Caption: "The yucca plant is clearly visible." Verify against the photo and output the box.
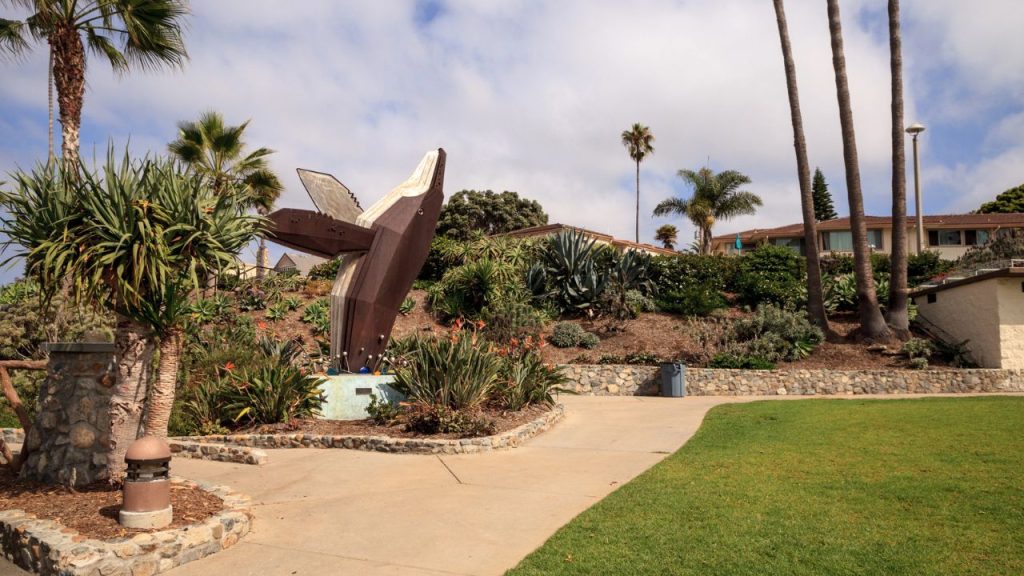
[497,351,568,411]
[224,364,324,425]
[392,333,502,412]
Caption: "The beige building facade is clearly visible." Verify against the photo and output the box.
[912,269,1024,369]
[711,213,1024,260]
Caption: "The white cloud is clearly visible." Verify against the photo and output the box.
[1,0,1021,278]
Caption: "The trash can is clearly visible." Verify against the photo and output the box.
[660,362,686,397]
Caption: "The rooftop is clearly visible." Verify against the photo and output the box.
[713,213,1024,242]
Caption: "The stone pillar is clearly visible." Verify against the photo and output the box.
[21,343,116,486]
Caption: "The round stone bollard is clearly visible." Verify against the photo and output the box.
[119,436,173,529]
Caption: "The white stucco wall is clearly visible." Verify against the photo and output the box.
[997,277,1024,369]
[915,280,1002,368]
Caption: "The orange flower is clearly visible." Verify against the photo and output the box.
[510,337,520,347]
[257,321,267,330]
[453,318,464,331]
[476,320,486,330]
[224,361,235,372]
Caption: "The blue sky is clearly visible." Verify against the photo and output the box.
[1,0,1023,283]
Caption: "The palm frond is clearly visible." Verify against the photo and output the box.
[0,18,31,57]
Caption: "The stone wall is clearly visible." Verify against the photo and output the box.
[20,343,116,486]
[561,364,1024,396]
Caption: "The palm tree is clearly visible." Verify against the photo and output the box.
[826,0,891,340]
[169,111,283,277]
[620,123,654,244]
[655,224,678,250]
[886,0,910,335]
[653,167,761,255]
[0,0,189,164]
[772,0,829,332]
[0,151,264,479]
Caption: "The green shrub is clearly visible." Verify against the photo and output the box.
[405,403,496,436]
[908,251,955,286]
[734,245,806,309]
[729,305,823,362]
[549,322,589,348]
[908,357,929,370]
[308,257,342,280]
[265,300,290,321]
[237,285,271,311]
[481,299,546,343]
[579,332,600,349]
[649,254,740,295]
[656,286,727,316]
[188,294,233,324]
[0,278,112,360]
[824,273,890,312]
[902,337,934,360]
[625,289,656,315]
[366,392,402,425]
[709,353,775,370]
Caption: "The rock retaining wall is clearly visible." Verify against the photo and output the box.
[21,344,117,486]
[174,404,565,455]
[0,478,251,576]
[561,364,1024,396]
[169,441,267,466]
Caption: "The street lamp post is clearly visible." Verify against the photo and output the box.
[906,122,926,254]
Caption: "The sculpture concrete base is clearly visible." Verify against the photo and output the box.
[317,375,405,420]
[119,506,172,529]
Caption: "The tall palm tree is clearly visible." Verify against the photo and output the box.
[826,0,891,339]
[169,111,283,277]
[0,0,189,164]
[772,0,829,332]
[653,167,762,255]
[0,151,264,478]
[620,123,654,244]
[655,224,678,250]
[886,0,910,334]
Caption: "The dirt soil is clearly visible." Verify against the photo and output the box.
[0,468,223,541]
[249,288,941,371]
[240,404,552,440]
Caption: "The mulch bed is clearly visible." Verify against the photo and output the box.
[0,467,223,541]
[239,404,553,440]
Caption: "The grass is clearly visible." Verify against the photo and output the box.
[508,397,1024,576]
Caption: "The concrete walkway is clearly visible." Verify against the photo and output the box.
[163,395,741,576]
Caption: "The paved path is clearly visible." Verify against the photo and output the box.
[164,395,740,576]
[3,393,1017,576]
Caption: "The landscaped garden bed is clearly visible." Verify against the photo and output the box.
[0,474,252,576]
[508,397,1024,575]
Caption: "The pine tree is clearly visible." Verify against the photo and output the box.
[812,168,838,221]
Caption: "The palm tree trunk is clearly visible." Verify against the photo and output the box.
[635,160,641,244]
[702,226,712,255]
[144,328,183,438]
[886,0,910,335]
[773,0,830,333]
[107,316,154,482]
[47,48,54,162]
[826,0,891,340]
[50,24,86,165]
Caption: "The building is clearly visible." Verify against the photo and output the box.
[498,223,677,256]
[273,252,328,276]
[710,213,1024,260]
[911,265,1024,369]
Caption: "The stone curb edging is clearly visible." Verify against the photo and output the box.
[560,364,1024,396]
[2,428,24,445]
[169,440,268,466]
[0,478,252,576]
[172,404,565,455]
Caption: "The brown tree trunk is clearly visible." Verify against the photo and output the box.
[108,317,154,481]
[773,0,830,333]
[50,24,85,165]
[886,0,910,335]
[0,363,45,473]
[144,329,183,438]
[635,160,641,244]
[826,0,891,340]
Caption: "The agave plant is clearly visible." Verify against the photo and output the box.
[541,229,609,313]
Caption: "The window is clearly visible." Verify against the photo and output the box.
[821,230,883,251]
[772,237,805,255]
[928,230,962,246]
[964,230,990,246]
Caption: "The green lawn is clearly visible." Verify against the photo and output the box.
[508,397,1024,576]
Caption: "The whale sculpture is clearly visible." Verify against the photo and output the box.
[267,149,446,372]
